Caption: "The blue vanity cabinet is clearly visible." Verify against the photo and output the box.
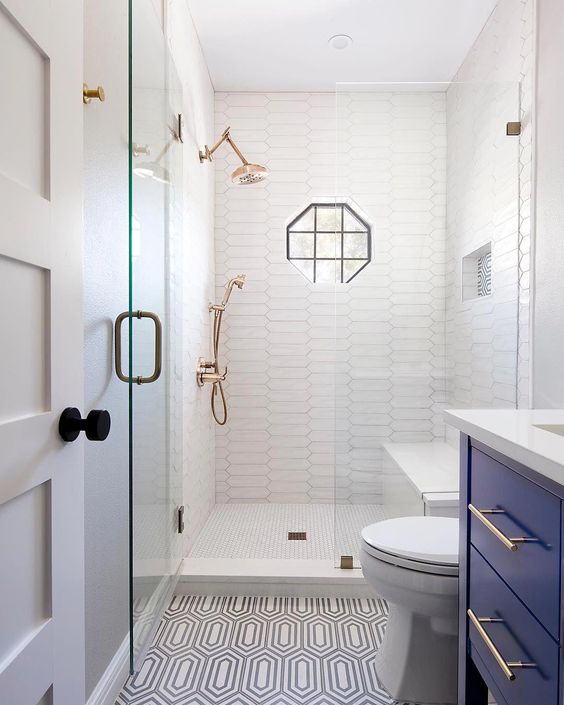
[468,548,559,705]
[459,434,564,705]
[470,447,561,638]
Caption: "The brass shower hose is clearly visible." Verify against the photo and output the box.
[211,306,228,425]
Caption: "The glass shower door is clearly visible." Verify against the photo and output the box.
[128,0,184,671]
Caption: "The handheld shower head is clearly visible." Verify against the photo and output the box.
[231,274,246,289]
[221,274,246,306]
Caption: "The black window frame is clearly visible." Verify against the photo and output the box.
[286,202,372,284]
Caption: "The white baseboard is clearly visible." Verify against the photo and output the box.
[86,635,129,705]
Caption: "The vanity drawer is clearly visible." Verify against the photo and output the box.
[468,548,559,705]
[469,447,561,637]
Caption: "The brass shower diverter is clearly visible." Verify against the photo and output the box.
[196,358,227,387]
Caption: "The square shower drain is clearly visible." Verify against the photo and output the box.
[288,531,307,541]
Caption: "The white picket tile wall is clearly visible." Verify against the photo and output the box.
[214,91,447,504]
[445,0,534,414]
[167,2,217,552]
[210,0,533,505]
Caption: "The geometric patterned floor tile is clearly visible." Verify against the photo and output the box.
[116,595,404,705]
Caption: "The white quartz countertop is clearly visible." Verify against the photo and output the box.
[445,409,564,486]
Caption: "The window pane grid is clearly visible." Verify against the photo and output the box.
[287,202,371,284]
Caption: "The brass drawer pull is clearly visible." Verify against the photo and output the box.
[115,310,162,385]
[468,504,537,552]
[467,609,536,681]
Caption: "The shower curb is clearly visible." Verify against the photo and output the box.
[178,558,372,598]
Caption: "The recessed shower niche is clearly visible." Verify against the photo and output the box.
[462,242,492,301]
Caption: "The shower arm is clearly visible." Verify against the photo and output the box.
[199,127,249,165]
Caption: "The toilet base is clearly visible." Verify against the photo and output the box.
[375,602,457,705]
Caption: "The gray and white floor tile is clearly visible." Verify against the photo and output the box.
[116,595,402,705]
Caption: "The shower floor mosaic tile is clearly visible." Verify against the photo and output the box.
[188,503,389,563]
[116,594,403,705]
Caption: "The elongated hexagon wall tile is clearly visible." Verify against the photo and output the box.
[212,51,533,510]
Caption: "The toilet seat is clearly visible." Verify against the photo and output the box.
[361,516,459,577]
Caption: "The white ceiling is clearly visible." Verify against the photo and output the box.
[187,0,497,92]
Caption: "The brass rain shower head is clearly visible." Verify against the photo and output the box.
[199,127,268,185]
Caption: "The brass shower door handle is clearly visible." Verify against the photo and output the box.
[115,310,162,384]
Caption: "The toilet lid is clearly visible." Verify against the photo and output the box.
[361,517,458,566]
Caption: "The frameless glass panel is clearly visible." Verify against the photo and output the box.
[129,0,183,671]
[334,82,521,568]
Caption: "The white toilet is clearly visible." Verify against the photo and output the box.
[361,516,459,705]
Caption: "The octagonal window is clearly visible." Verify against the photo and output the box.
[286,202,371,283]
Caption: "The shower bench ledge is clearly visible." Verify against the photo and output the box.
[382,441,459,516]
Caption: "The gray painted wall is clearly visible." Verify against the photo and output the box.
[533,0,564,408]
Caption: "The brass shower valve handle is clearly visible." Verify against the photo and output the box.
[196,358,227,387]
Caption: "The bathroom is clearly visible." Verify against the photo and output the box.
[2,0,564,703]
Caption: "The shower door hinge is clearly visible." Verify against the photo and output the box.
[177,506,185,534]
[176,113,184,143]
[340,555,354,570]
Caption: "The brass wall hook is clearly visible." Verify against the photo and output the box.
[83,83,105,104]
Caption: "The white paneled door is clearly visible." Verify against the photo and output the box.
[0,0,85,703]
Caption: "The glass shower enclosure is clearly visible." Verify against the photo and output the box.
[127,0,184,671]
[333,81,522,567]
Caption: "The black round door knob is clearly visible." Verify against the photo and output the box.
[59,407,111,442]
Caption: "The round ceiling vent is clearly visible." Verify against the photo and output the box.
[328,34,353,50]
